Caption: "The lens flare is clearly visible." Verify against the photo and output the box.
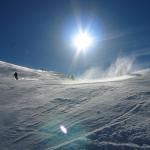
[60,125,67,134]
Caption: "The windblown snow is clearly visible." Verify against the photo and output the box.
[0,61,150,150]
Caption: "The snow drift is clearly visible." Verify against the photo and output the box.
[80,57,134,79]
[65,57,135,84]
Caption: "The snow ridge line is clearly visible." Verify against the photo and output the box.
[46,103,143,150]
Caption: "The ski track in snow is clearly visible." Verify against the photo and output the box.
[47,103,144,150]
[90,141,150,149]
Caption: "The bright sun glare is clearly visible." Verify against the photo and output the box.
[73,32,93,52]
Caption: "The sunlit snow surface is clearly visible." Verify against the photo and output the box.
[0,61,150,150]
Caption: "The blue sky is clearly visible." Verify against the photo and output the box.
[0,0,150,74]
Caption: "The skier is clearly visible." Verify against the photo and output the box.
[14,72,18,80]
[70,75,75,80]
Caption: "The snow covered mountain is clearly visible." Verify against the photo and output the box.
[0,61,150,150]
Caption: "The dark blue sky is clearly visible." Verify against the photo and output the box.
[0,0,150,74]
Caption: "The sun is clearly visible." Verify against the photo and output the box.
[73,32,93,52]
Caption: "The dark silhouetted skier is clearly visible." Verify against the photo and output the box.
[14,72,18,80]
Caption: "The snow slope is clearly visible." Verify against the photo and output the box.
[0,61,150,150]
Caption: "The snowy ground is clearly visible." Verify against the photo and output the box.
[0,61,150,150]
